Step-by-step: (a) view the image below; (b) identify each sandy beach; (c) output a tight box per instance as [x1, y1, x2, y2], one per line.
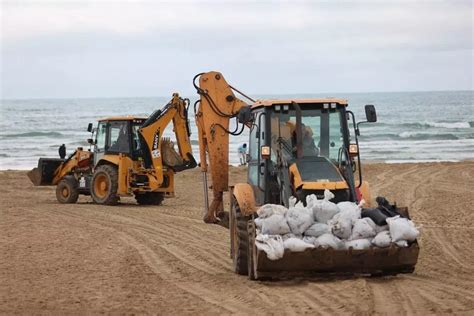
[1, 161, 473, 314]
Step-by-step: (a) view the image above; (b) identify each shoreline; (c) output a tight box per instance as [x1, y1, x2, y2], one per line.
[2, 158, 473, 171]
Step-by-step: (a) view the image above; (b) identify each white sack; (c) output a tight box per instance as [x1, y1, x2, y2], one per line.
[329, 200, 362, 239]
[386, 216, 419, 242]
[305, 194, 319, 209]
[394, 240, 408, 247]
[313, 189, 340, 223]
[315, 233, 344, 250]
[282, 233, 301, 241]
[255, 234, 285, 260]
[257, 204, 288, 218]
[302, 236, 317, 245]
[329, 216, 353, 240]
[286, 206, 314, 235]
[375, 225, 389, 234]
[350, 218, 377, 240]
[289, 196, 297, 208]
[254, 217, 263, 230]
[283, 237, 315, 252]
[261, 214, 291, 235]
[304, 223, 330, 238]
[337, 204, 362, 222]
[372, 231, 392, 248]
[337, 201, 359, 214]
[282, 233, 296, 240]
[345, 238, 372, 250]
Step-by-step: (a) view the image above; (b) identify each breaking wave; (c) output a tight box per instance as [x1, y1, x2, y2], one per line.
[364, 132, 467, 141]
[375, 121, 473, 129]
[1, 132, 63, 138]
[425, 121, 472, 129]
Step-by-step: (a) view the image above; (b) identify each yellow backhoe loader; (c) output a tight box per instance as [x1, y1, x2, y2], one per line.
[194, 71, 419, 279]
[28, 93, 197, 205]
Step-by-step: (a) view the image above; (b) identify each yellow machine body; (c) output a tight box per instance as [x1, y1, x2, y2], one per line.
[194, 71, 419, 279]
[28, 93, 196, 205]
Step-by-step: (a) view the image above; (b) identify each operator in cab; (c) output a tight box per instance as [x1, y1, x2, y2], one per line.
[289, 122, 319, 157]
[301, 125, 319, 157]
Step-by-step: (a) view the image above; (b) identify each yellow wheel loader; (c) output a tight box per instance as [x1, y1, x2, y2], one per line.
[28, 93, 197, 205]
[194, 71, 419, 279]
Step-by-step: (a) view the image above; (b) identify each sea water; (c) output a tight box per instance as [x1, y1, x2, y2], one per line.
[0, 90, 473, 170]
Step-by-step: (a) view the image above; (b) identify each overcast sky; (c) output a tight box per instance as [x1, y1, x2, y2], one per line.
[1, 0, 473, 99]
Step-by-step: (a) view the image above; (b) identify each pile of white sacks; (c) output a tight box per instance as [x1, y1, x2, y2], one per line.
[254, 190, 420, 261]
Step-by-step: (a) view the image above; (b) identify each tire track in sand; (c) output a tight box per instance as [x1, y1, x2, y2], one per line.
[428, 228, 473, 271]
[117, 232, 239, 313]
[51, 208, 232, 271]
[50, 208, 277, 315]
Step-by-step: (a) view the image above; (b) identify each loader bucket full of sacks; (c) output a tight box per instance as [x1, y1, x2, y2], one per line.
[249, 190, 420, 278]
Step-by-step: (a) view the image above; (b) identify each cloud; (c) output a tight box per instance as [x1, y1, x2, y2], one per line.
[1, 0, 472, 98]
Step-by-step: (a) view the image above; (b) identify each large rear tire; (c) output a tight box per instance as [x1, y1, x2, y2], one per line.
[135, 192, 165, 205]
[91, 164, 119, 205]
[56, 176, 79, 204]
[230, 196, 249, 275]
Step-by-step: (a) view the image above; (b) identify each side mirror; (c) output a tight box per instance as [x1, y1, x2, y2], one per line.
[365, 104, 377, 123]
[87, 138, 95, 145]
[238, 106, 252, 124]
[87, 123, 93, 132]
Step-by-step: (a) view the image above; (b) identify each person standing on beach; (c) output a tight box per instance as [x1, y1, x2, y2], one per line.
[59, 144, 66, 159]
[238, 143, 247, 165]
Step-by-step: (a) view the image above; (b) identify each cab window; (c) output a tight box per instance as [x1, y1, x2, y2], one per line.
[108, 121, 130, 153]
[131, 124, 142, 152]
[96, 122, 107, 151]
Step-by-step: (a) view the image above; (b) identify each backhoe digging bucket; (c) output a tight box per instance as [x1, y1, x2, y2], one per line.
[27, 158, 63, 186]
[247, 221, 419, 280]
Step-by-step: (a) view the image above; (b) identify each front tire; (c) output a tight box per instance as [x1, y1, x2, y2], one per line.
[135, 192, 165, 205]
[230, 196, 249, 275]
[91, 164, 119, 205]
[56, 176, 79, 204]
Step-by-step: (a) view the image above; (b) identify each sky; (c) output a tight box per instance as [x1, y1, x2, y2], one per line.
[1, 0, 473, 99]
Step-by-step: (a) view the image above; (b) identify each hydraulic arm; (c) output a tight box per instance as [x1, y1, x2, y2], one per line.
[140, 93, 196, 179]
[194, 72, 251, 223]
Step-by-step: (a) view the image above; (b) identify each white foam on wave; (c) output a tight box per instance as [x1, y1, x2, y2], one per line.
[399, 131, 416, 138]
[424, 121, 471, 129]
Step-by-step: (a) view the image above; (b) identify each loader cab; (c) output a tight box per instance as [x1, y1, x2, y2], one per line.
[93, 117, 146, 165]
[246, 99, 365, 206]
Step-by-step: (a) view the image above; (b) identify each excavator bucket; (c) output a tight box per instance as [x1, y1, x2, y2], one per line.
[161, 138, 184, 167]
[247, 208, 419, 280]
[27, 158, 63, 186]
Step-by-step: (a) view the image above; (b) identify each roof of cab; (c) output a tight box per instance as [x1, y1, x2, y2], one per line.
[98, 116, 147, 122]
[251, 98, 348, 108]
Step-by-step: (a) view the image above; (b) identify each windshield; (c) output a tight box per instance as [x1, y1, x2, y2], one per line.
[271, 107, 345, 162]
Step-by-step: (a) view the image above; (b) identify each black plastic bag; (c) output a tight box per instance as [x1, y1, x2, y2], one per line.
[361, 196, 405, 225]
[361, 208, 388, 225]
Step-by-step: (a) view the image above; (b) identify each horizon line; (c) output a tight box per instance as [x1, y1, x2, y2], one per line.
[1, 88, 472, 101]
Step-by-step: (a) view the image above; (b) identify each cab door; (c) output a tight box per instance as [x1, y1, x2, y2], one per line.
[94, 122, 107, 166]
[247, 111, 266, 205]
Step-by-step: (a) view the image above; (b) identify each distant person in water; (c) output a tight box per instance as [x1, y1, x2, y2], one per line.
[238, 143, 247, 165]
[59, 144, 66, 159]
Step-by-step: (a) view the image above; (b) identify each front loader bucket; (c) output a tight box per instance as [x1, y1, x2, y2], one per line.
[27, 158, 63, 186]
[248, 222, 419, 280]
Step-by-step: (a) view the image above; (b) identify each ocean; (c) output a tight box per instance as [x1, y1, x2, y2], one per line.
[0, 90, 473, 170]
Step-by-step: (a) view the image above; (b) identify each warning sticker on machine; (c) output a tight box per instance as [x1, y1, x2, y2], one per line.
[152, 149, 161, 158]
